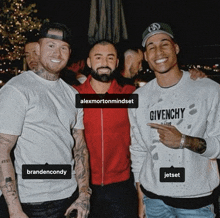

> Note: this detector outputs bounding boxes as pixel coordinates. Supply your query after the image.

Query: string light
[0,0,45,75]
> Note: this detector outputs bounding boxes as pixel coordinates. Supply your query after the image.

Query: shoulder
[73,81,87,93]
[111,78,135,93]
[185,70,220,91]
[0,73,31,104]
[120,84,136,93]
[133,78,156,95]
[60,79,79,94]
[4,71,33,90]
[7,71,29,82]
[182,71,220,100]
[196,77,220,89]
[198,78,220,97]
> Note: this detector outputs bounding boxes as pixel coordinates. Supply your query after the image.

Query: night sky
[31,0,220,64]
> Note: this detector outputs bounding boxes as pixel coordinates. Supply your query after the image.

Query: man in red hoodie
[75,40,138,218]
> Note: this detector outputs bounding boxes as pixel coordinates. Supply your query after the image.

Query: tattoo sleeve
[0,133,23,215]
[72,128,90,193]
[184,135,207,154]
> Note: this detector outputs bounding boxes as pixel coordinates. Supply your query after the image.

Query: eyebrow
[146,38,171,47]
[46,40,70,48]
[94,53,116,56]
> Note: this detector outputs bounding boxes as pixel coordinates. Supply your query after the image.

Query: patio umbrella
[88,0,128,44]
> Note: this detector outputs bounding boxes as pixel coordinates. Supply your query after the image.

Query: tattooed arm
[65,128,90,218]
[0,133,29,218]
[183,135,206,154]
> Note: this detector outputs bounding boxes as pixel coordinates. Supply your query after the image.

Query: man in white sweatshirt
[129,22,220,218]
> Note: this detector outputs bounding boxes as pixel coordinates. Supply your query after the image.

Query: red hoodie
[75,75,136,185]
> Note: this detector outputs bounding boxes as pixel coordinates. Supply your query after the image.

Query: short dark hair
[39,22,73,47]
[25,29,40,44]
[89,39,118,57]
[116,40,142,71]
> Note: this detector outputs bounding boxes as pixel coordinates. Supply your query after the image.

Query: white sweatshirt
[129,71,220,199]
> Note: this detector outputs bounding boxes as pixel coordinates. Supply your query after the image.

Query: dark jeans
[89,177,138,218]
[22,189,78,218]
[0,189,78,218]
[0,195,9,218]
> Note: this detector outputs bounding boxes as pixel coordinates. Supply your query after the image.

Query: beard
[90,67,117,82]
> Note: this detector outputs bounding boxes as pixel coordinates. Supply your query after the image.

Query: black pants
[0,189,78,218]
[0,194,9,218]
[89,177,138,218]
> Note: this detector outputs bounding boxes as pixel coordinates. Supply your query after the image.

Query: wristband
[179,134,185,149]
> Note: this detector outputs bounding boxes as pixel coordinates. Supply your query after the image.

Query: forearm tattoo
[0,160,11,183]
[1,159,11,164]
[72,129,89,188]
[0,134,19,207]
[75,196,90,211]
[184,135,207,154]
[0,165,18,206]
[0,170,18,206]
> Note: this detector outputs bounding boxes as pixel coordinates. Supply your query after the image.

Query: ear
[125,54,132,66]
[35,42,40,56]
[87,57,91,68]
[174,44,180,55]
[116,58,119,67]
[144,51,148,62]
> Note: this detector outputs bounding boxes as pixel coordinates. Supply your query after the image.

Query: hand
[65,192,90,218]
[136,182,146,218]
[148,123,182,149]
[138,199,146,218]
[189,68,207,80]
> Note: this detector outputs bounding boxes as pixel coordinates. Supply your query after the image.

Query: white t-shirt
[0,71,84,203]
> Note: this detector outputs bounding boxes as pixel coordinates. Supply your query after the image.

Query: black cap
[142,22,174,47]
[39,22,72,46]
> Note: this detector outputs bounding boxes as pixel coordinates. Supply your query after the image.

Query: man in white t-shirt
[0,22,90,218]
